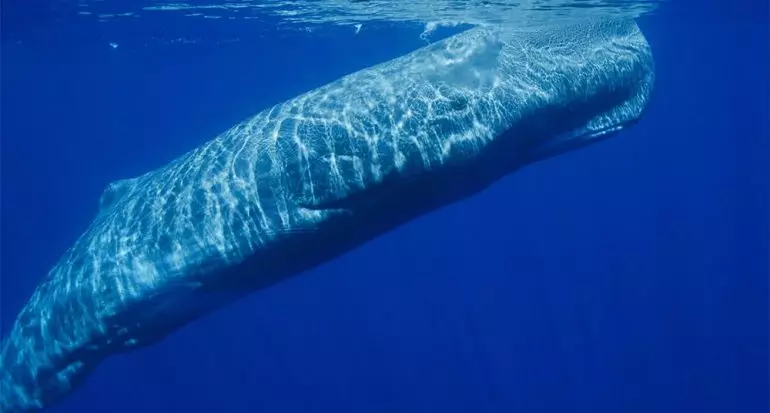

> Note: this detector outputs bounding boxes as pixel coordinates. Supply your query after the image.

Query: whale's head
[511,68,654,166]
[439,20,656,173]
[505,21,655,166]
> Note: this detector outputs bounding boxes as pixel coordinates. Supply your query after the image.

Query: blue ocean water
[1,1,767,412]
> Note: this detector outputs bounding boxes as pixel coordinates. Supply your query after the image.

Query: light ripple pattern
[0,18,655,412]
[78,0,664,29]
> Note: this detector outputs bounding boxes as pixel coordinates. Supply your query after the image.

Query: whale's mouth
[510,72,651,165]
[521,118,635,162]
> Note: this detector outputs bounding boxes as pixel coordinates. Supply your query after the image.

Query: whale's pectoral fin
[99,177,139,211]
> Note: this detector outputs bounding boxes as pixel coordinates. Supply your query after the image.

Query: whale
[0,19,654,412]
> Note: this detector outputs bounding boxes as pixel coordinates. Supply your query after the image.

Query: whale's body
[0,19,654,412]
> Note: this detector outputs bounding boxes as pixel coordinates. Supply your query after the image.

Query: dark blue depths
[1,2,767,413]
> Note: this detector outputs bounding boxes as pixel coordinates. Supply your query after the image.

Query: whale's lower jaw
[521,111,643,164]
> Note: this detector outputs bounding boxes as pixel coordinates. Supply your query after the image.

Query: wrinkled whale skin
[0,19,654,412]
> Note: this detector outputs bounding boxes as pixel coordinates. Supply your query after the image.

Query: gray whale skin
[0,19,654,412]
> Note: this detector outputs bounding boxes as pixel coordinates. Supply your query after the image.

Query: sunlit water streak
[75,0,665,31]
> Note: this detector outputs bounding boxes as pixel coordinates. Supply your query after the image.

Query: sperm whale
[0,19,654,412]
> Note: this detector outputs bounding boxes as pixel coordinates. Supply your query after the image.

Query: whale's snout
[509,23,656,164]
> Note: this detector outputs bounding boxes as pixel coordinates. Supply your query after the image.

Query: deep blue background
[1,2,768,412]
